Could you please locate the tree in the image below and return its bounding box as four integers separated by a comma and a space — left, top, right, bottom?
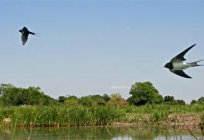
176, 99, 185, 105
107, 93, 128, 107
0, 86, 58, 106
190, 100, 197, 105
128, 81, 163, 106
164, 96, 175, 102
186, 97, 204, 105
58, 96, 67, 103
64, 95, 78, 106
89, 95, 106, 105
0, 83, 15, 95
102, 94, 110, 102
78, 96, 97, 107
197, 97, 204, 104
163, 95, 177, 105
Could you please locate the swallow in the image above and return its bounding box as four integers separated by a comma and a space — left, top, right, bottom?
19, 27, 36, 45
164, 44, 203, 78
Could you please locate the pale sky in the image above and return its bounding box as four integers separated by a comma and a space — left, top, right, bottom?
0, 1, 204, 103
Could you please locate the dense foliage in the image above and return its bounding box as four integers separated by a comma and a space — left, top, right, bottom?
128, 81, 163, 105
0, 84, 58, 106
163, 96, 185, 105
0, 106, 124, 127
0, 82, 203, 107
0, 82, 204, 127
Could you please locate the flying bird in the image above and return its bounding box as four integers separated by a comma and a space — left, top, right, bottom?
19, 27, 37, 45
164, 44, 203, 78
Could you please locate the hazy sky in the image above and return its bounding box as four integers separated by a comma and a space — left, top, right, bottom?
0, 1, 204, 103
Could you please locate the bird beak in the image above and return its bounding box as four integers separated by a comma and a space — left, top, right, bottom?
164, 63, 169, 68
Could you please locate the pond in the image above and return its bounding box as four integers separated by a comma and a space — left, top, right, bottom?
0, 126, 203, 140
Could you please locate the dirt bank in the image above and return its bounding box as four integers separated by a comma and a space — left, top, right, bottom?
113, 113, 201, 128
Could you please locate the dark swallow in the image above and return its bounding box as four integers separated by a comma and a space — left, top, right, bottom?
19, 27, 37, 45
164, 44, 203, 78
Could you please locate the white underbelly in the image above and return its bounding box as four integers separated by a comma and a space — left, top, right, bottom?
172, 62, 190, 70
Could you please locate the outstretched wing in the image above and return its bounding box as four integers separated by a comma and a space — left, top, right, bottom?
21, 34, 28, 45
170, 69, 192, 79
171, 44, 196, 62
28, 31, 36, 35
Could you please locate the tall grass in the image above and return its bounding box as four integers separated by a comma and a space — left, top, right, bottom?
119, 104, 204, 124
0, 106, 124, 127
123, 104, 204, 114
0, 104, 203, 128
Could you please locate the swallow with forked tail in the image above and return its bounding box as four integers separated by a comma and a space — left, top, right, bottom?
19, 27, 37, 45
164, 44, 203, 79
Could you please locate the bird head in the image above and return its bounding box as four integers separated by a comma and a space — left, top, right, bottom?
164, 62, 172, 69
19, 27, 28, 33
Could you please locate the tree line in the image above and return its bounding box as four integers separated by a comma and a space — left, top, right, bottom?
0, 82, 203, 106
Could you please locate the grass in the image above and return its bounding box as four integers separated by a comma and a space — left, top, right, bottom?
123, 104, 204, 114
0, 104, 203, 128
117, 104, 204, 126
0, 105, 124, 127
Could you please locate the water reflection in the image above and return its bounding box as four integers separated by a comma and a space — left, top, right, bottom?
0, 126, 203, 140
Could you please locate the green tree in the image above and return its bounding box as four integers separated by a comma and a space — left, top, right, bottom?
58, 96, 67, 103
0, 83, 15, 95
102, 94, 110, 102
78, 96, 96, 107
64, 95, 78, 106
107, 93, 128, 107
90, 95, 106, 105
176, 99, 185, 105
164, 96, 175, 102
0, 86, 57, 106
197, 97, 204, 104
163, 95, 177, 105
190, 100, 197, 105
128, 81, 163, 106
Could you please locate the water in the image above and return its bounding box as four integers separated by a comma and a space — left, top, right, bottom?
0, 126, 203, 140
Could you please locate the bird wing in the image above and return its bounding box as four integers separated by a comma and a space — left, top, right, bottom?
28, 31, 35, 35
171, 44, 196, 62
21, 34, 28, 45
170, 69, 192, 79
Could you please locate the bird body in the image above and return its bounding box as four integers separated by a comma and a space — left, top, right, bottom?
172, 61, 193, 70
19, 27, 36, 45
164, 44, 203, 78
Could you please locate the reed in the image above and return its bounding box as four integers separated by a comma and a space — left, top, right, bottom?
123, 104, 204, 114
0, 106, 124, 127
0, 104, 203, 128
